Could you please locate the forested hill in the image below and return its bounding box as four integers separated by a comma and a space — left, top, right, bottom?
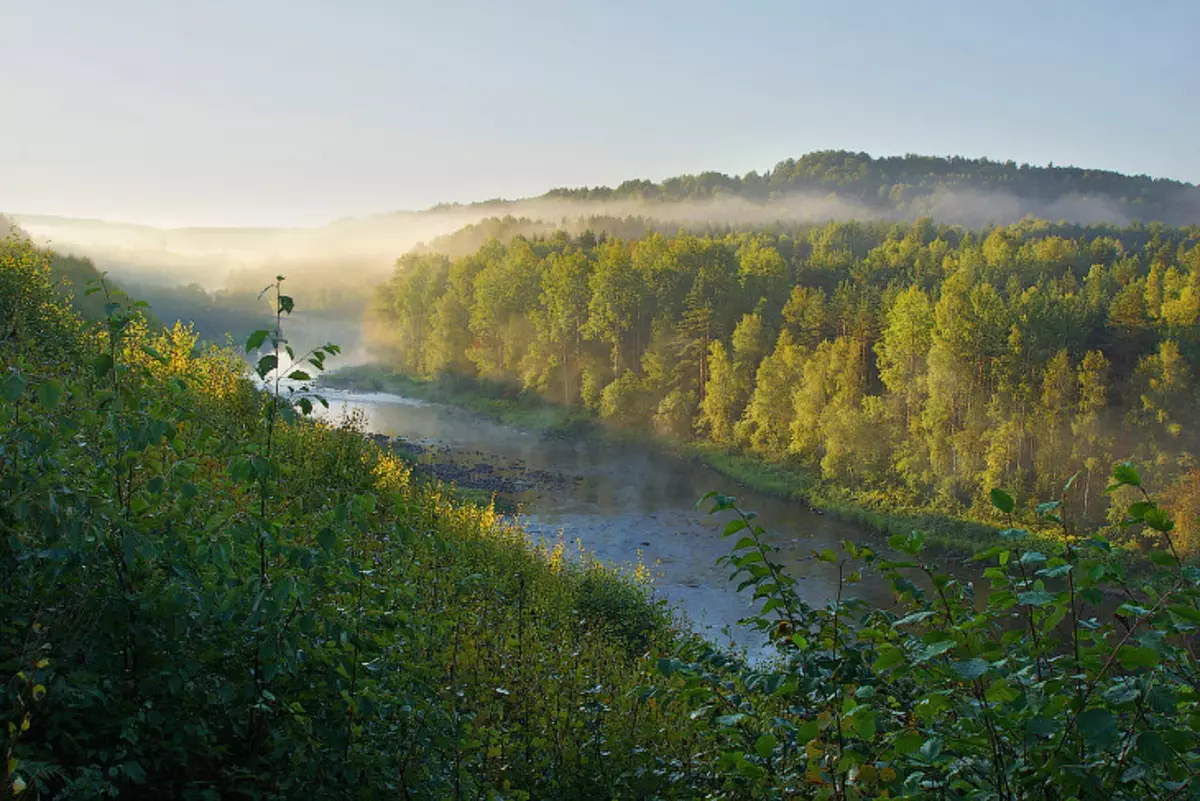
372, 217, 1200, 552
538, 151, 1200, 226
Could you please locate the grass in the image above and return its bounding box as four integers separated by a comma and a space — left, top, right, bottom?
322, 364, 1023, 557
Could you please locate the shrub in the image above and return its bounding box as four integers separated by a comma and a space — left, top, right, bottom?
650, 472, 1200, 798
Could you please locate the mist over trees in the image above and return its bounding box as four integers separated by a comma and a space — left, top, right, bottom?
543, 150, 1200, 226
373, 215, 1200, 546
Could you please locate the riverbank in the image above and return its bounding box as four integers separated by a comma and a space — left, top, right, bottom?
321, 364, 1012, 556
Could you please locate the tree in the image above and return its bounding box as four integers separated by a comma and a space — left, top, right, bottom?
737, 330, 807, 459
736, 237, 789, 305
730, 311, 768, 418
1033, 348, 1076, 495
469, 238, 542, 376
586, 239, 648, 374
876, 286, 933, 431
599, 370, 653, 427
537, 248, 592, 404
1073, 350, 1111, 521
781, 285, 827, 347
697, 340, 738, 444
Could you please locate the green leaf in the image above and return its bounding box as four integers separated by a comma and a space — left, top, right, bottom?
1076, 708, 1118, 748
893, 731, 923, 755
1149, 549, 1178, 567
120, 761, 147, 784
1127, 500, 1155, 521
754, 733, 777, 759
952, 658, 988, 681
245, 329, 270, 353
1111, 462, 1141, 488
287, 370, 312, 382
256, 354, 278, 379
1027, 717, 1059, 738
1135, 731, 1173, 765
36, 381, 63, 409
0, 372, 26, 402
914, 640, 955, 664
1035, 500, 1061, 517
1143, 507, 1175, 534
716, 713, 746, 726
887, 530, 925, 555
279, 295, 295, 315
1168, 603, 1200, 623
990, 489, 1015, 514
915, 692, 950, 720
1018, 590, 1055, 607
317, 527, 337, 553
851, 707, 877, 740
1117, 646, 1161, 670
985, 679, 1018, 704
919, 737, 943, 761
92, 353, 115, 378
795, 720, 820, 744
873, 645, 906, 672
723, 519, 748, 538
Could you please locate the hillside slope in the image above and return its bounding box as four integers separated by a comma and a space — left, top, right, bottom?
7, 228, 1200, 798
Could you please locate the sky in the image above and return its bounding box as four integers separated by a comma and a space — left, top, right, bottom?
2, 0, 1198, 227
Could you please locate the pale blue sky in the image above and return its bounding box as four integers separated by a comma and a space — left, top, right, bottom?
2, 0, 1197, 226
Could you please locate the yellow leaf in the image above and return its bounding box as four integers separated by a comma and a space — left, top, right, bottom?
881, 766, 897, 783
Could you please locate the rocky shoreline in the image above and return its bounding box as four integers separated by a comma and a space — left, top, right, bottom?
367, 432, 583, 496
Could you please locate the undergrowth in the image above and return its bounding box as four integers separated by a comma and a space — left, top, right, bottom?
8, 237, 1200, 799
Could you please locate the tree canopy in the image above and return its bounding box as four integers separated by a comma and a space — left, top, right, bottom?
374, 216, 1200, 544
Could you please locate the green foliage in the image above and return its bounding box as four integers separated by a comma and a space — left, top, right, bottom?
647, 466, 1200, 797
542, 150, 1200, 226
370, 217, 1200, 555
13, 232, 1200, 798
0, 243, 707, 798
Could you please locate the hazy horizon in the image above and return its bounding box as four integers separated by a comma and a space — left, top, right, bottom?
11, 147, 1200, 233
3, 0, 1198, 228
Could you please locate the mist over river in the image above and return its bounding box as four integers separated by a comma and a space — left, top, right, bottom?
315, 388, 958, 654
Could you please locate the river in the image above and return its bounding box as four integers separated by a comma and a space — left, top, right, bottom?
316, 388, 928, 654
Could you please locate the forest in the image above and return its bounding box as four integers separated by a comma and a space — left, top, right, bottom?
9, 218, 1200, 798
538, 151, 1200, 225
371, 216, 1200, 551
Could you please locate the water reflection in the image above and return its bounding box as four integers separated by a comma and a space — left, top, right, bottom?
316, 389, 969, 653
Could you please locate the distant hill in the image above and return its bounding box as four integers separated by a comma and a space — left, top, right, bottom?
540, 150, 1200, 226
8, 151, 1200, 288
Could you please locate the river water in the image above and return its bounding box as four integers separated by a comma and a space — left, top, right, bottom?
316, 389, 923, 653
